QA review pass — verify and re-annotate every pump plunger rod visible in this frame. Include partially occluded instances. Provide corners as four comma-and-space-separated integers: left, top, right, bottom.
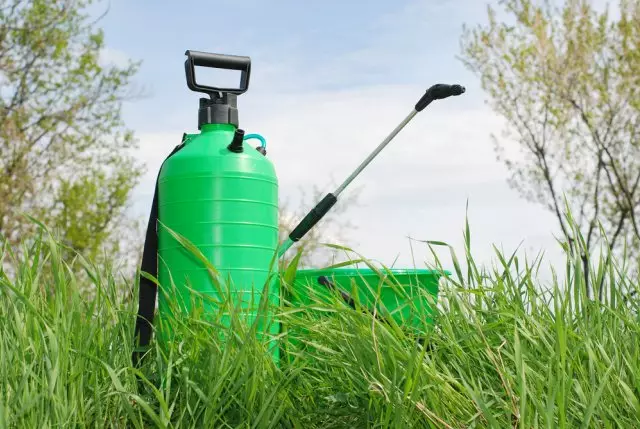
277, 83, 466, 258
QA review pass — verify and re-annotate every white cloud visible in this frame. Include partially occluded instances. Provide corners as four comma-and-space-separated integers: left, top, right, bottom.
99, 47, 131, 68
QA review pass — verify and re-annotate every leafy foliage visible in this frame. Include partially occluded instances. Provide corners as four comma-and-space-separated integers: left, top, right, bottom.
0, 0, 143, 271
459, 0, 640, 295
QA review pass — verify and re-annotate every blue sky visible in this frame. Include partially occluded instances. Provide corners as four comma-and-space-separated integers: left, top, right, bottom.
95, 0, 568, 279
97, 0, 484, 128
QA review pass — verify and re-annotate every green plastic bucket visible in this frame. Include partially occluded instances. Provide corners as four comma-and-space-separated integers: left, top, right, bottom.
280, 267, 444, 359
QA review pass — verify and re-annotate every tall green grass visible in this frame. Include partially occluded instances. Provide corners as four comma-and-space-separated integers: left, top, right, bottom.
0, 218, 639, 428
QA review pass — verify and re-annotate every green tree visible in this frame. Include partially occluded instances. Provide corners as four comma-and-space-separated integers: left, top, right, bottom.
0, 0, 143, 272
460, 0, 640, 297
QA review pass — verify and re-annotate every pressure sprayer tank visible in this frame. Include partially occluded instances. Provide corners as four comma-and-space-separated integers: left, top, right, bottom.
156, 51, 279, 356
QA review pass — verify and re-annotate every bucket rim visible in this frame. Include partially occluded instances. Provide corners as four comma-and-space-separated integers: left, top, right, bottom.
293, 267, 450, 277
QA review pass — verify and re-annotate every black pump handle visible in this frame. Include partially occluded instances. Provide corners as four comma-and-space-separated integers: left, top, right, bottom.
188, 50, 251, 70
184, 49, 251, 96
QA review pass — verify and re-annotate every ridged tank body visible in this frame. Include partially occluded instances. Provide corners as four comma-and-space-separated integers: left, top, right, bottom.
156, 123, 279, 338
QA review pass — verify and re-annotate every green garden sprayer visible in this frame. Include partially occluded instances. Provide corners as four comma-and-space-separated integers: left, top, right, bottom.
132, 50, 465, 366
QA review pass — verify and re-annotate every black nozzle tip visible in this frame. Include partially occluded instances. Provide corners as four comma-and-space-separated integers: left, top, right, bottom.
415, 83, 466, 111
429, 83, 465, 100
452, 84, 466, 96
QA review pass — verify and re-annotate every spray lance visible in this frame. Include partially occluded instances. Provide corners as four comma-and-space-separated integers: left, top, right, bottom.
277, 83, 466, 258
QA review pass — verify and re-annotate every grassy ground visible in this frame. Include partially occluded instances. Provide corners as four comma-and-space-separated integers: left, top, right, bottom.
1, 221, 639, 428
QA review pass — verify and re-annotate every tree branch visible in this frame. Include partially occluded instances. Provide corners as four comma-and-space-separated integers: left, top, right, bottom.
566, 96, 640, 240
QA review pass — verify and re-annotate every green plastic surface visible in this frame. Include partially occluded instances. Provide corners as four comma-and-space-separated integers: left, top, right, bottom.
288, 267, 441, 327
283, 267, 443, 355
156, 123, 280, 358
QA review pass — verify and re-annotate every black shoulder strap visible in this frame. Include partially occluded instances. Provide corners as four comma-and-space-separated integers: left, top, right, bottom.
132, 135, 187, 367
